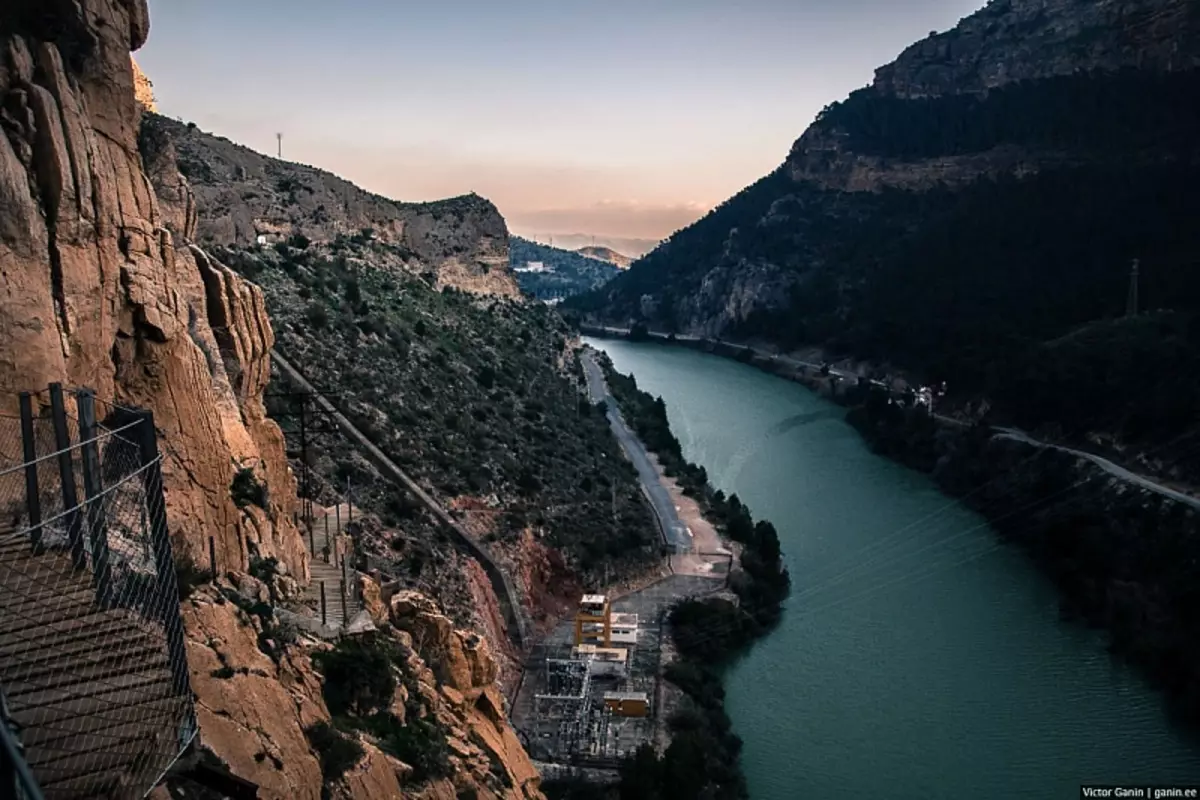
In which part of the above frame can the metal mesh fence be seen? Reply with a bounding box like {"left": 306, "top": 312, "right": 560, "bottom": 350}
{"left": 0, "top": 387, "right": 196, "bottom": 800}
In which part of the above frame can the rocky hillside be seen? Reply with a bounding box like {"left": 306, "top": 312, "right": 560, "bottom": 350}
{"left": 567, "top": 0, "right": 1200, "bottom": 454}
{"left": 1, "top": 2, "right": 543, "bottom": 797}
{"left": 208, "top": 235, "right": 660, "bottom": 639}
{"left": 510, "top": 235, "right": 620, "bottom": 299}
{"left": 576, "top": 245, "right": 632, "bottom": 269}
{"left": 137, "top": 48, "right": 659, "bottom": 645}
{"left": 144, "top": 114, "right": 519, "bottom": 298}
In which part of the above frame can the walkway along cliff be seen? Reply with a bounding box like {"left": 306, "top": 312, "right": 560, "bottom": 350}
{"left": 269, "top": 348, "right": 530, "bottom": 650}
{"left": 0, "top": 2, "right": 545, "bottom": 797}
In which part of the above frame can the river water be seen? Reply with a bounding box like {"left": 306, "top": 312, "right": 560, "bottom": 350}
{"left": 587, "top": 338, "right": 1200, "bottom": 799}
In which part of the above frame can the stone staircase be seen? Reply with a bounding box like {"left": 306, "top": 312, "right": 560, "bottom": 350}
{"left": 0, "top": 532, "right": 191, "bottom": 800}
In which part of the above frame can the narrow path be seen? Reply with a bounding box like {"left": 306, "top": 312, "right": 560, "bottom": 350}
{"left": 299, "top": 503, "right": 356, "bottom": 629}
{"left": 581, "top": 326, "right": 1200, "bottom": 511}
{"left": 579, "top": 350, "right": 690, "bottom": 552}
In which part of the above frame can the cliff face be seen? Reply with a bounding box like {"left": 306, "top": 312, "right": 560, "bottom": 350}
{"left": 144, "top": 114, "right": 520, "bottom": 298}
{"left": 1, "top": 4, "right": 543, "bottom": 798}
{"left": 874, "top": 0, "right": 1200, "bottom": 98}
{"left": 0, "top": 0, "right": 306, "bottom": 580}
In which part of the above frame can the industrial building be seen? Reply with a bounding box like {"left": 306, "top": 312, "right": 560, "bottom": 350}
{"left": 572, "top": 644, "right": 629, "bottom": 677}
{"left": 575, "top": 593, "right": 613, "bottom": 646}
{"left": 610, "top": 612, "right": 639, "bottom": 645}
{"left": 604, "top": 691, "right": 649, "bottom": 718}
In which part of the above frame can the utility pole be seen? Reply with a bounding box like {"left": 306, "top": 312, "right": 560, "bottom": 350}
{"left": 1126, "top": 258, "right": 1140, "bottom": 317}
{"left": 276, "top": 133, "right": 282, "bottom": 159}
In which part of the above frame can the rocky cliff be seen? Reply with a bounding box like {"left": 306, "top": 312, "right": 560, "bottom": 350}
{"left": 874, "top": 0, "right": 1200, "bottom": 98}
{"left": 1, "top": 2, "right": 543, "bottom": 797}
{"left": 1, "top": 0, "right": 306, "bottom": 584}
{"left": 143, "top": 114, "right": 520, "bottom": 298}
{"left": 173, "top": 581, "right": 541, "bottom": 800}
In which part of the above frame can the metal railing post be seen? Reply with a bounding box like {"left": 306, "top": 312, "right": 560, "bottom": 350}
{"left": 135, "top": 409, "right": 196, "bottom": 722}
{"left": 339, "top": 579, "right": 347, "bottom": 626}
{"left": 320, "top": 581, "right": 327, "bottom": 626}
{"left": 48, "top": 383, "right": 86, "bottom": 570}
{"left": 75, "top": 389, "right": 112, "bottom": 605}
{"left": 18, "top": 393, "right": 43, "bottom": 553}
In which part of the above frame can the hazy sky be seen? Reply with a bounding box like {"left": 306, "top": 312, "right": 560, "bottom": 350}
{"left": 139, "top": 0, "right": 981, "bottom": 247}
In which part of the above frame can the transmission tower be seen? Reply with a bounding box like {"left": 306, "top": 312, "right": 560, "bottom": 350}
{"left": 1126, "top": 258, "right": 1139, "bottom": 317}
{"left": 276, "top": 133, "right": 283, "bottom": 159}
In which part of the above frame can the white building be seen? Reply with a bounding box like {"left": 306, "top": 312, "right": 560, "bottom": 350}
{"left": 610, "top": 613, "right": 638, "bottom": 646}
{"left": 572, "top": 644, "right": 628, "bottom": 677}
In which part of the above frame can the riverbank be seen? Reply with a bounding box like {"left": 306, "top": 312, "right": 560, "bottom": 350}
{"left": 843, "top": 391, "right": 1200, "bottom": 730}
{"left": 592, "top": 350, "right": 792, "bottom": 800}
{"left": 592, "top": 328, "right": 1200, "bottom": 729}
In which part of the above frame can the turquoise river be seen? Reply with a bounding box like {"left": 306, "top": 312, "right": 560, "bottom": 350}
{"left": 587, "top": 337, "right": 1200, "bottom": 799}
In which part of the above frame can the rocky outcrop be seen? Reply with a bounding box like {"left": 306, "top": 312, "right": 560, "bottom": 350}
{"left": 386, "top": 590, "right": 542, "bottom": 799}
{"left": 874, "top": 0, "right": 1200, "bottom": 98}
{"left": 0, "top": 0, "right": 307, "bottom": 578}
{"left": 184, "top": 584, "right": 541, "bottom": 799}
{"left": 132, "top": 56, "right": 156, "bottom": 111}
{"left": 140, "top": 114, "right": 520, "bottom": 298}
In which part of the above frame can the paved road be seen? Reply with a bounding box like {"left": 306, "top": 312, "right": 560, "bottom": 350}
{"left": 995, "top": 428, "right": 1200, "bottom": 512}
{"left": 579, "top": 350, "right": 691, "bottom": 552}
{"left": 582, "top": 325, "right": 1199, "bottom": 511}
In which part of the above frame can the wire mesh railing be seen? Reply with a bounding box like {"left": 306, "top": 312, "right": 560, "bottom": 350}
{"left": 0, "top": 384, "right": 196, "bottom": 800}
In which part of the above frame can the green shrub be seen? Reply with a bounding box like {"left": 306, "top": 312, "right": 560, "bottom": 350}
{"left": 312, "top": 638, "right": 396, "bottom": 717}
{"left": 361, "top": 712, "right": 452, "bottom": 784}
{"left": 305, "top": 722, "right": 364, "bottom": 784}
{"left": 231, "top": 466, "right": 267, "bottom": 509}
{"left": 306, "top": 302, "right": 329, "bottom": 329}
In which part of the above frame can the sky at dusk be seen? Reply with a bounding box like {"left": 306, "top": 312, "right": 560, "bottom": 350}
{"left": 139, "top": 0, "right": 982, "bottom": 251}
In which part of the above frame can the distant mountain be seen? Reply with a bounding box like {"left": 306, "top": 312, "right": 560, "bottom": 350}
{"left": 576, "top": 246, "right": 633, "bottom": 269}
{"left": 509, "top": 236, "right": 620, "bottom": 301}
{"left": 518, "top": 233, "right": 660, "bottom": 258}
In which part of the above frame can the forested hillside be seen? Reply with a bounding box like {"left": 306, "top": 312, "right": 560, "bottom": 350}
{"left": 565, "top": 0, "right": 1200, "bottom": 458}
{"left": 510, "top": 236, "right": 620, "bottom": 300}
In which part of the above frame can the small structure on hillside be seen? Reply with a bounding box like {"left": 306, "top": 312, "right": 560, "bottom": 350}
{"left": 574, "top": 594, "right": 612, "bottom": 647}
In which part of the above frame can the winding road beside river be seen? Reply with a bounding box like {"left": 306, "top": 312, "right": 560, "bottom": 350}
{"left": 579, "top": 349, "right": 691, "bottom": 552}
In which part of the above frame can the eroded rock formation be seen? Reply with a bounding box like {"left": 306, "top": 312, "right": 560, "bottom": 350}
{"left": 2, "top": 4, "right": 543, "bottom": 797}
{"left": 0, "top": 0, "right": 306, "bottom": 579}
{"left": 179, "top": 582, "right": 541, "bottom": 799}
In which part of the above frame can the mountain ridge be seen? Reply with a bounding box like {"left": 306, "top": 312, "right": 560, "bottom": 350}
{"left": 566, "top": 0, "right": 1200, "bottom": 451}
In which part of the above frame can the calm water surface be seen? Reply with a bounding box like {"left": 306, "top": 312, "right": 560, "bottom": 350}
{"left": 588, "top": 338, "right": 1200, "bottom": 799}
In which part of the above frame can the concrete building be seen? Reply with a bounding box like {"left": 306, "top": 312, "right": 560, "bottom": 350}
{"left": 603, "top": 691, "right": 649, "bottom": 718}
{"left": 572, "top": 644, "right": 629, "bottom": 677}
{"left": 610, "top": 612, "right": 638, "bottom": 646}
{"left": 575, "top": 594, "right": 612, "bottom": 647}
